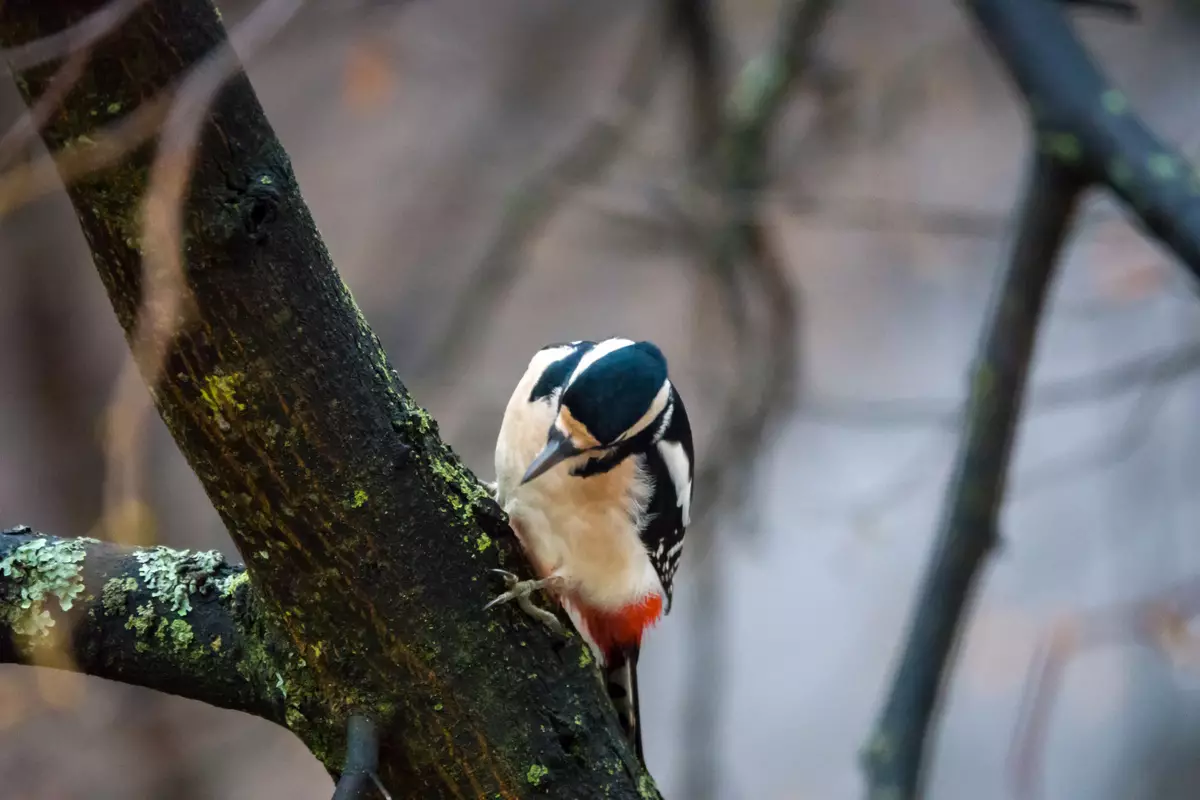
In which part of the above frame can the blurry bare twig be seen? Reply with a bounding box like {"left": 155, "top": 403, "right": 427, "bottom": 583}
{"left": 1, "top": 0, "right": 146, "bottom": 71}
{"left": 863, "top": 153, "right": 1082, "bottom": 797}
{"left": 331, "top": 715, "right": 393, "bottom": 800}
{"left": 412, "top": 1, "right": 669, "bottom": 384}
{"left": 863, "top": 0, "right": 1200, "bottom": 791}
{"left": 0, "top": 48, "right": 89, "bottom": 167}
{"left": 675, "top": 2, "right": 837, "bottom": 798}
{"left": 686, "top": 0, "right": 835, "bottom": 541}
{"left": 805, "top": 339, "right": 1200, "bottom": 431}
{"left": 1008, "top": 577, "right": 1200, "bottom": 800}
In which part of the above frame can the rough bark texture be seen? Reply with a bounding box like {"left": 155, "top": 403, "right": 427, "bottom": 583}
{"left": 0, "top": 526, "right": 294, "bottom": 725}
{"left": 0, "top": 2, "right": 657, "bottom": 797}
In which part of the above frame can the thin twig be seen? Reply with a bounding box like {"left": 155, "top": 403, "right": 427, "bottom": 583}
{"left": 861, "top": 153, "right": 1083, "bottom": 799}
{"left": 804, "top": 339, "right": 1200, "bottom": 431}
{"left": 1, "top": 0, "right": 147, "bottom": 71}
{"left": 0, "top": 46, "right": 90, "bottom": 168}
{"left": 331, "top": 715, "right": 393, "bottom": 800}
{"left": 679, "top": 3, "right": 835, "bottom": 798}
{"left": 412, "top": 2, "right": 668, "bottom": 385}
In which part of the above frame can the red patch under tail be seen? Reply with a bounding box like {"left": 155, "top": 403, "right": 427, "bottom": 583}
{"left": 574, "top": 594, "right": 664, "bottom": 664}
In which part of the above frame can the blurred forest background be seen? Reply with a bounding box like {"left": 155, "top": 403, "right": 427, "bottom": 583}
{"left": 3, "top": 0, "right": 1200, "bottom": 798}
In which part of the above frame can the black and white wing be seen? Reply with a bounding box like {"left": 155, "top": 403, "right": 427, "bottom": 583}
{"left": 640, "top": 385, "right": 694, "bottom": 612}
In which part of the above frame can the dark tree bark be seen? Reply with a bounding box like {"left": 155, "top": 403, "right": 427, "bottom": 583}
{"left": 0, "top": 2, "right": 657, "bottom": 798}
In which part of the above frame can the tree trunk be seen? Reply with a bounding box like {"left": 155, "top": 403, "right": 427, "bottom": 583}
{"left": 0, "top": 1, "right": 657, "bottom": 797}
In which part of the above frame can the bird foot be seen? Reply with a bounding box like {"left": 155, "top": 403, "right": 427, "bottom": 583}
{"left": 484, "top": 569, "right": 565, "bottom": 636}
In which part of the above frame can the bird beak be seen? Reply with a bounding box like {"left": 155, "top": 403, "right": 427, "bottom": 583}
{"left": 521, "top": 429, "right": 580, "bottom": 484}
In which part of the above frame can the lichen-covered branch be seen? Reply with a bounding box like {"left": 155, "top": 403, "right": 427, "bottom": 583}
{"left": 0, "top": 526, "right": 301, "bottom": 726}
{"left": 0, "top": 1, "right": 657, "bottom": 797}
{"left": 861, "top": 155, "right": 1083, "bottom": 799}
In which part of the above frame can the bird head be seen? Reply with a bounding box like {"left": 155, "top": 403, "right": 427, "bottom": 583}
{"left": 521, "top": 339, "right": 671, "bottom": 484}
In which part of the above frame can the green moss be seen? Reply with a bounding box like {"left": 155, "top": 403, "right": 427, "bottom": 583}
{"left": 579, "top": 646, "right": 593, "bottom": 668}
{"left": 0, "top": 537, "right": 88, "bottom": 637}
{"left": 219, "top": 570, "right": 250, "bottom": 599}
{"left": 348, "top": 488, "right": 368, "bottom": 509}
{"left": 285, "top": 706, "right": 307, "bottom": 730}
{"left": 428, "top": 456, "right": 491, "bottom": 523}
{"left": 134, "top": 546, "right": 225, "bottom": 616}
{"left": 475, "top": 533, "right": 492, "bottom": 553}
{"left": 200, "top": 371, "right": 246, "bottom": 428}
{"left": 433, "top": 702, "right": 444, "bottom": 711}
{"left": 411, "top": 406, "right": 433, "bottom": 434}
{"left": 970, "top": 364, "right": 994, "bottom": 401}
{"left": 210, "top": 635, "right": 222, "bottom": 652}
{"left": 126, "top": 603, "right": 155, "bottom": 636}
{"left": 638, "top": 773, "right": 659, "bottom": 799}
{"left": 1109, "top": 157, "right": 1134, "bottom": 189}
{"left": 526, "top": 764, "right": 549, "bottom": 786}
{"left": 1040, "top": 131, "right": 1080, "bottom": 163}
{"left": 1101, "top": 89, "right": 1128, "bottom": 115}
{"left": 165, "top": 618, "right": 194, "bottom": 651}
{"left": 101, "top": 576, "right": 138, "bottom": 616}
{"left": 1148, "top": 153, "right": 1179, "bottom": 181}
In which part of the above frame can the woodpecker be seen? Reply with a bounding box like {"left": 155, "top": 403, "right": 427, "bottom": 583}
{"left": 485, "top": 337, "right": 694, "bottom": 762}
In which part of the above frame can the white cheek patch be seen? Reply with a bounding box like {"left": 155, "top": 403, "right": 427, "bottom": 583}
{"left": 657, "top": 439, "right": 692, "bottom": 527}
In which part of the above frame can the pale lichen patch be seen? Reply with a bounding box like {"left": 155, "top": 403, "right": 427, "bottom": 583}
{"left": 134, "top": 546, "right": 226, "bottom": 616}
{"left": 0, "top": 537, "right": 88, "bottom": 637}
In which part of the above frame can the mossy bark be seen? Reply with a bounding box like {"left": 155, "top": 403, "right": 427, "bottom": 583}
{"left": 0, "top": 2, "right": 655, "bottom": 797}
{"left": 0, "top": 527, "right": 304, "bottom": 728}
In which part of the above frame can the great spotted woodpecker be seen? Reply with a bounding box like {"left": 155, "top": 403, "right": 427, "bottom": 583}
{"left": 486, "top": 337, "right": 694, "bottom": 762}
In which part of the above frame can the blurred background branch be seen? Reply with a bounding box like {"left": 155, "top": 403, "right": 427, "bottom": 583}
{"left": 863, "top": 150, "right": 1083, "bottom": 799}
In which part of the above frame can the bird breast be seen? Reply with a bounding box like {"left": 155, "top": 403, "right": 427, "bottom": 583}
{"left": 494, "top": 370, "right": 663, "bottom": 613}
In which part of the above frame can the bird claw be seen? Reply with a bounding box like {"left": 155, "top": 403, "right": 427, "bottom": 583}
{"left": 484, "top": 570, "right": 566, "bottom": 636}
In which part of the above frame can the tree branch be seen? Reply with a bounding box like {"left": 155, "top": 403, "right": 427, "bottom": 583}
{"left": 0, "top": 1, "right": 657, "bottom": 796}
{"left": 964, "top": 0, "right": 1200, "bottom": 272}
{"left": 0, "top": 525, "right": 294, "bottom": 724}
{"left": 861, "top": 154, "right": 1083, "bottom": 798}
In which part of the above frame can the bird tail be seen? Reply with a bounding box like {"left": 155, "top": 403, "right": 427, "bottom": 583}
{"left": 606, "top": 645, "right": 644, "bottom": 763}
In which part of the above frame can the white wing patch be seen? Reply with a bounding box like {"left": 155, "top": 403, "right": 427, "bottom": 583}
{"left": 656, "top": 439, "right": 692, "bottom": 527}
{"left": 568, "top": 337, "right": 634, "bottom": 387}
